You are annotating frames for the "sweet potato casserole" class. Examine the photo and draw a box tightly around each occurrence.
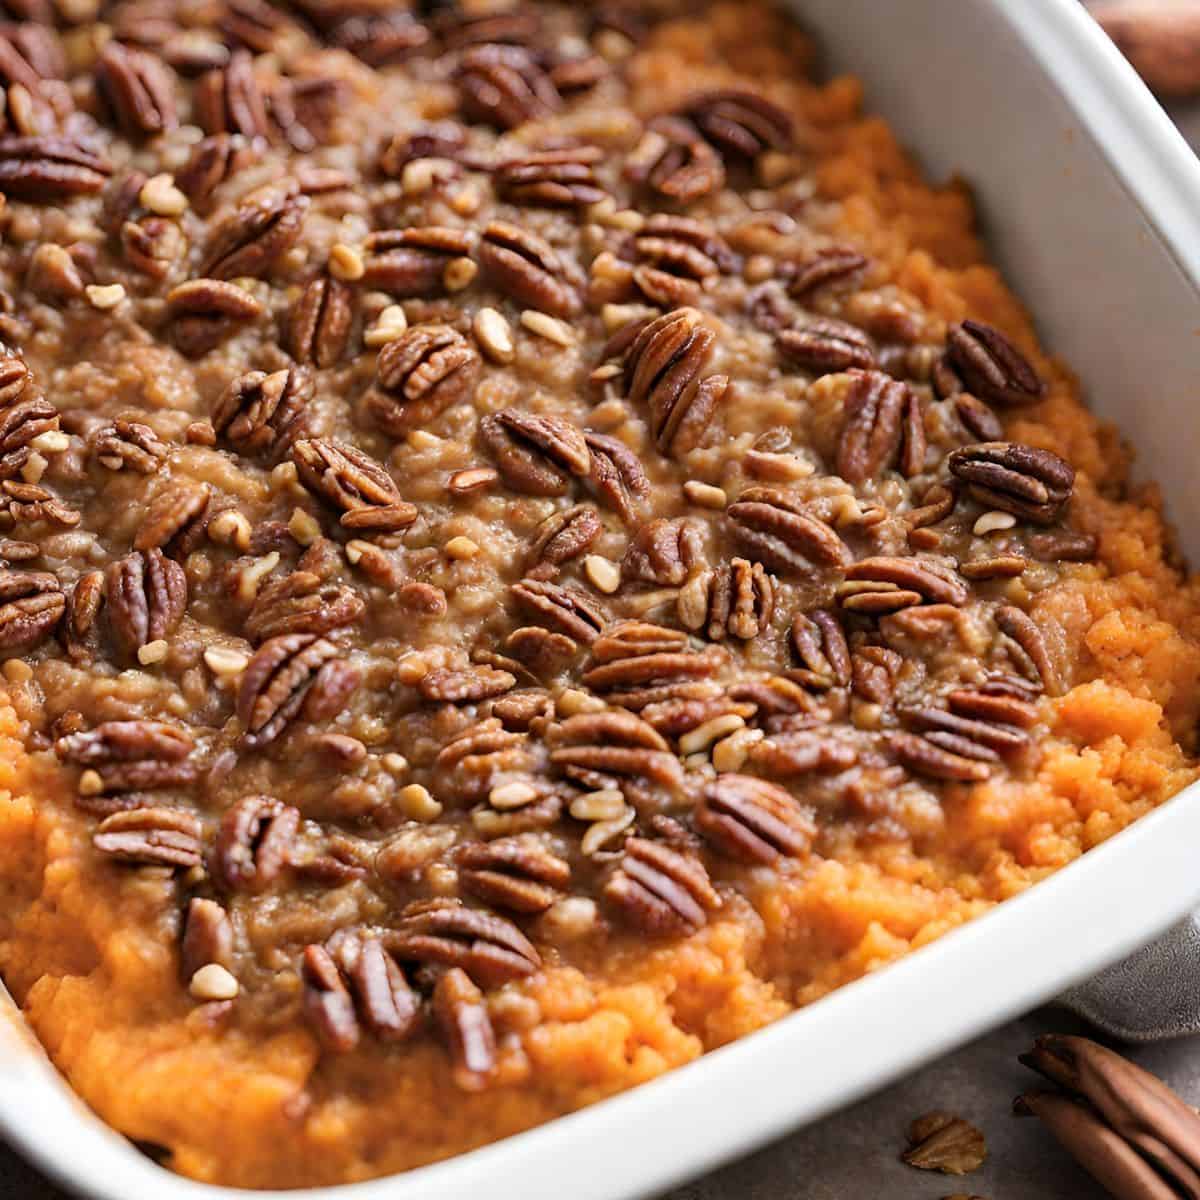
[0,0,1197,1187]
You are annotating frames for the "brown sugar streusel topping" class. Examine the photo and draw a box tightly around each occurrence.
[0,0,1104,1108]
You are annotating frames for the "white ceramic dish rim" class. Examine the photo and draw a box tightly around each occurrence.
[6,0,1200,1196]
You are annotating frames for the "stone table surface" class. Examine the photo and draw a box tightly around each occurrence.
[7,6,1200,1200]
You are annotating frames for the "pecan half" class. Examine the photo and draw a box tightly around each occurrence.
[838,556,969,614]
[368,324,480,437]
[195,49,270,140]
[292,437,417,532]
[237,632,350,749]
[419,663,516,704]
[789,609,852,690]
[0,134,111,201]
[478,220,580,318]
[604,836,720,936]
[726,486,849,574]
[55,719,197,797]
[0,348,29,407]
[0,479,78,527]
[203,183,308,279]
[945,319,1044,407]
[902,1112,987,1175]
[625,114,725,203]
[681,557,775,641]
[93,806,204,868]
[105,547,186,658]
[777,317,875,376]
[181,897,234,979]
[212,793,299,891]
[837,368,924,482]
[695,773,815,864]
[549,709,683,793]
[134,480,210,557]
[433,966,496,1091]
[330,10,429,66]
[287,276,352,367]
[947,441,1074,525]
[95,41,176,138]
[622,517,704,587]
[585,430,649,523]
[386,897,541,988]
[0,396,58,476]
[435,717,542,805]
[888,730,992,782]
[528,503,601,574]
[244,570,363,642]
[512,577,605,644]
[301,943,360,1053]
[456,43,560,130]
[176,132,261,209]
[458,836,570,913]
[677,88,792,159]
[212,366,311,458]
[167,277,264,357]
[753,728,859,775]
[479,408,590,497]
[995,604,1062,696]
[786,246,869,299]
[0,567,62,650]
[900,702,1030,763]
[495,144,606,207]
[622,307,723,455]
[361,226,473,297]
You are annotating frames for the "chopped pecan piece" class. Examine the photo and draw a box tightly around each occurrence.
[838,556,969,614]
[237,632,352,749]
[528,503,602,574]
[212,793,299,891]
[625,114,725,204]
[433,966,496,1091]
[622,517,704,587]
[292,438,417,532]
[947,441,1074,525]
[105,547,186,658]
[455,43,560,130]
[212,366,310,458]
[789,609,851,690]
[495,144,606,207]
[902,1112,987,1175]
[777,317,875,376]
[478,220,580,318]
[681,557,775,641]
[361,226,473,297]
[622,307,724,455]
[0,567,62,649]
[696,774,815,864]
[287,277,353,367]
[786,246,869,299]
[387,897,541,988]
[458,836,570,913]
[368,324,480,437]
[726,486,849,574]
[838,369,925,482]
[167,277,264,357]
[0,134,111,200]
[604,836,720,936]
[585,430,649,523]
[195,48,270,139]
[244,570,363,642]
[95,41,176,138]
[134,480,210,557]
[203,183,308,279]
[945,319,1044,407]
[549,709,683,792]
[677,88,792,159]
[418,663,516,704]
[93,806,204,868]
[479,408,590,497]
[512,577,605,644]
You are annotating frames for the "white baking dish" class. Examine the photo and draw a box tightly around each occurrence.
[6,0,1200,1196]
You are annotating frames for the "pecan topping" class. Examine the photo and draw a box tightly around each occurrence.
[512,577,606,644]
[387,898,541,988]
[95,41,176,138]
[244,570,363,642]
[947,441,1074,525]
[838,556,968,614]
[55,719,197,797]
[176,132,261,208]
[549,710,683,793]
[681,557,775,641]
[786,246,869,299]
[695,774,815,864]
[93,807,204,869]
[0,134,111,200]
[301,943,360,1053]
[181,897,234,979]
[837,369,924,482]
[888,730,992,782]
[330,11,429,66]
[361,226,474,297]
[604,836,720,936]
[789,610,851,690]
[368,324,480,437]
[677,88,792,159]
[167,278,265,357]
[625,114,725,203]
[456,44,560,130]
[622,517,704,587]
[0,348,29,406]
[196,49,270,140]
[287,277,353,367]
[203,183,308,279]
[901,1112,987,1176]
[433,966,496,1091]
[495,144,606,207]
[0,396,58,475]
[0,479,79,527]
[134,480,210,558]
[105,547,186,659]
[121,214,184,278]
[995,604,1062,696]
[212,367,311,458]
[585,430,649,523]
[900,701,1030,763]
[292,438,417,532]
[237,632,351,749]
[583,621,718,697]
[622,308,724,455]
[419,663,516,704]
[478,221,581,318]
[726,486,849,574]
[528,503,602,573]
[0,567,62,649]
[945,319,1044,407]
[458,836,570,913]
[435,717,542,805]
[479,408,590,497]
[212,794,299,891]
[777,317,875,376]
[753,729,858,775]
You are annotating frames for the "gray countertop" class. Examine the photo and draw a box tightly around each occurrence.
[6,5,1200,1199]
